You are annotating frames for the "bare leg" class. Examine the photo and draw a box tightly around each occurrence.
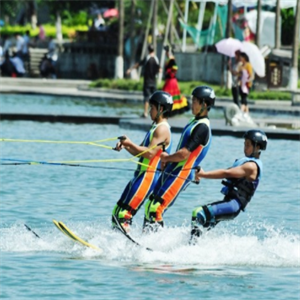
[144,101,149,117]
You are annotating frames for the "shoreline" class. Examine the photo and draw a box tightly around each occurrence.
[1,77,300,141]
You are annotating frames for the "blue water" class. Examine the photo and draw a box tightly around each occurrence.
[0,93,299,120]
[0,102,300,299]
[0,93,142,117]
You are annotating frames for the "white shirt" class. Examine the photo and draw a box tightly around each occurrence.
[16,36,25,53]
[22,35,30,54]
[10,56,25,74]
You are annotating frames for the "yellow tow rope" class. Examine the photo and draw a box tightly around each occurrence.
[51,141,163,168]
[0,137,165,170]
[0,137,122,150]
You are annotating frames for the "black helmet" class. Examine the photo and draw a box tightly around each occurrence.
[163,45,170,52]
[148,44,154,52]
[149,91,173,116]
[191,86,215,110]
[244,129,268,150]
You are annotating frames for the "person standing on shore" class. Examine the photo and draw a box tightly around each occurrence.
[162,45,189,116]
[228,50,242,107]
[239,52,254,115]
[126,44,161,118]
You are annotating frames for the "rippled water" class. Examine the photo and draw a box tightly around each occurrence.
[2,93,297,120]
[0,97,300,300]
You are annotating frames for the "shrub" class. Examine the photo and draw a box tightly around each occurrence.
[0,24,88,39]
[90,79,293,101]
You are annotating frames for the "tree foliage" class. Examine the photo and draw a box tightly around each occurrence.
[41,0,115,14]
[281,8,296,45]
[0,0,21,19]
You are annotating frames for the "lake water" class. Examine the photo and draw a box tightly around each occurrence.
[0,95,300,300]
[1,93,299,120]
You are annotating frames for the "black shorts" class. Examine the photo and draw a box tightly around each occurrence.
[239,87,248,106]
[143,86,156,103]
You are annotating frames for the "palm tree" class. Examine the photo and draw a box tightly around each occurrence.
[290,0,300,92]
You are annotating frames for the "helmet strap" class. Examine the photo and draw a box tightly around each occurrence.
[249,142,261,157]
[155,104,167,122]
[196,100,207,117]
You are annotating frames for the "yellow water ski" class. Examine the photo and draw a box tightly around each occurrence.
[53,219,102,252]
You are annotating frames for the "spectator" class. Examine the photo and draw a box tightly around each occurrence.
[14,33,25,59]
[126,44,161,118]
[239,52,254,115]
[38,23,46,41]
[47,37,58,64]
[22,30,30,57]
[22,30,31,72]
[162,45,189,116]
[0,51,16,77]
[94,13,105,30]
[39,53,56,78]
[228,50,242,107]
[10,51,26,77]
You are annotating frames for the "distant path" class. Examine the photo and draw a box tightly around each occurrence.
[1,77,300,141]
[1,77,299,115]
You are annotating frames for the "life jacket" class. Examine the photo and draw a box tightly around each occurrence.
[221,156,263,210]
[134,121,172,177]
[166,116,211,182]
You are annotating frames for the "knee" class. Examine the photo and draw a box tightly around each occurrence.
[193,207,206,226]
[191,205,212,227]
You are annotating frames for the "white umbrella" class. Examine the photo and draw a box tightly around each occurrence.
[215,38,243,58]
[241,41,266,77]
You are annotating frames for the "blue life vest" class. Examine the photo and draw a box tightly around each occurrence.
[172,117,211,175]
[134,121,172,176]
[221,157,263,209]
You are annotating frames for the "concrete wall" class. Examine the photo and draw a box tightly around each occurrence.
[55,42,223,82]
[174,52,223,83]
[56,43,116,79]
[57,52,116,79]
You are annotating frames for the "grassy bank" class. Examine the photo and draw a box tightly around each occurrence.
[90,78,300,101]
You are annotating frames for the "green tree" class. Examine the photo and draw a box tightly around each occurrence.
[0,0,20,22]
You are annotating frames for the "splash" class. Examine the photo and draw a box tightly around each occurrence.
[0,221,299,268]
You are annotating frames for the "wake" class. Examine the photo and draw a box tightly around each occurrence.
[0,220,299,268]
